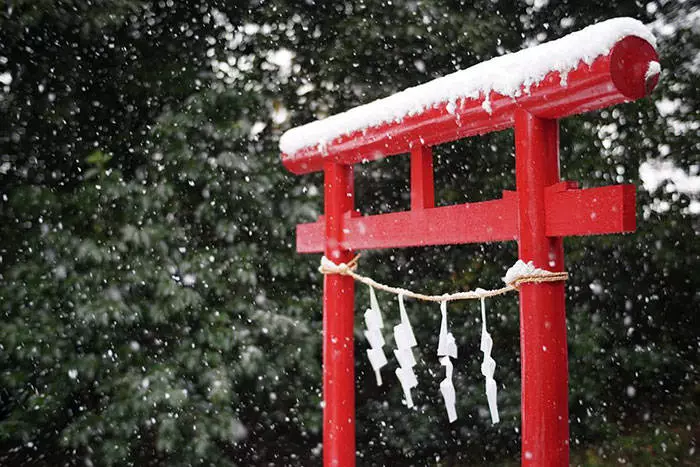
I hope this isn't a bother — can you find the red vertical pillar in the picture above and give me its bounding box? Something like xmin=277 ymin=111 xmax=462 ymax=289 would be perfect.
xmin=323 ymin=161 xmax=356 ymax=467
xmin=410 ymin=144 xmax=435 ymax=210
xmin=514 ymin=110 xmax=569 ymax=466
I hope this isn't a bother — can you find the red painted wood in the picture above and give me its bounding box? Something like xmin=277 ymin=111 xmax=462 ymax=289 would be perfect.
xmin=296 ymin=218 xmax=324 ymax=254
xmin=515 ymin=111 xmax=569 ymax=466
xmin=322 ymin=162 xmax=356 ymax=467
xmin=283 ymin=30 xmax=656 ymax=467
xmin=296 ymin=185 xmax=635 ymax=253
xmin=410 ymin=145 xmax=435 ymax=210
xmin=545 ymin=184 xmax=636 ymax=237
xmin=297 ymin=196 xmax=518 ymax=253
xmin=282 ymin=36 xmax=658 ymax=174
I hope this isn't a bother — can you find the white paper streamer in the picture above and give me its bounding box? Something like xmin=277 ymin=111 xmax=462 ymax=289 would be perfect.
xmin=438 ymin=301 xmax=458 ymax=358
xmin=393 ymin=294 xmax=418 ymax=408
xmin=437 ymin=301 xmax=458 ymax=422
xmin=478 ymin=293 xmax=499 ymax=424
xmin=440 ymin=357 xmax=457 ymax=423
xmin=364 ymin=286 xmax=387 ymax=386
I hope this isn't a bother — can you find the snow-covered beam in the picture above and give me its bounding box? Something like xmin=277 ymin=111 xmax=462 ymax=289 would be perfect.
xmin=280 ymin=18 xmax=658 ymax=175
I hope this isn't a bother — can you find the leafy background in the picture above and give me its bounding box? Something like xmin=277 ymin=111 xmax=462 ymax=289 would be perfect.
xmin=0 ymin=1 xmax=697 ymax=465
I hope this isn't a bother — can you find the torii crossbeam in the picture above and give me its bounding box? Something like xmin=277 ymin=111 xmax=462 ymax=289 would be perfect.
xmin=280 ymin=18 xmax=659 ymax=467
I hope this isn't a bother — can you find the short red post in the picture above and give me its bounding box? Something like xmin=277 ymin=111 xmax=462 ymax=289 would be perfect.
xmin=515 ymin=110 xmax=569 ymax=466
xmin=322 ymin=162 xmax=356 ymax=466
xmin=410 ymin=144 xmax=435 ymax=210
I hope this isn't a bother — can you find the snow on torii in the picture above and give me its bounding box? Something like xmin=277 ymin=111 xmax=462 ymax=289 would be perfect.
xmin=280 ymin=17 xmax=659 ymax=467
xmin=281 ymin=17 xmax=658 ymax=174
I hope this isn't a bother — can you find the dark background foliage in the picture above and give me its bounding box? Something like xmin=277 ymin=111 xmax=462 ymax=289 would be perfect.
xmin=0 ymin=1 xmax=697 ymax=465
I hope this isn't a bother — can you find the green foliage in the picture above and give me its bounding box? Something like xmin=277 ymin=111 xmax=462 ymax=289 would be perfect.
xmin=0 ymin=0 xmax=698 ymax=465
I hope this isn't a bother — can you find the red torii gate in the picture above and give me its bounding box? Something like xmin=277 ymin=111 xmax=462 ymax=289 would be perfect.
xmin=280 ymin=19 xmax=659 ymax=467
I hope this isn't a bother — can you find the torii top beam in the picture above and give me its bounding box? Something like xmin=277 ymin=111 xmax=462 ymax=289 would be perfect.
xmin=280 ymin=18 xmax=659 ymax=175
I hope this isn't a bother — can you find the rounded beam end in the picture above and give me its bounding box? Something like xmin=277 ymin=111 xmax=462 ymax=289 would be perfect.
xmin=610 ymin=36 xmax=660 ymax=100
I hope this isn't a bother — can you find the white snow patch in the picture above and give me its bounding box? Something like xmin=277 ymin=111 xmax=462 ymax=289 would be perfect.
xmin=0 ymin=72 xmax=12 ymax=86
xmin=503 ymin=260 xmax=552 ymax=285
xmin=640 ymin=160 xmax=700 ymax=194
xmin=481 ymin=98 xmax=493 ymax=114
xmin=182 ymin=273 xmax=196 ymax=286
xmin=272 ymin=105 xmax=289 ymax=124
xmin=280 ymin=18 xmax=656 ymax=155
xmin=655 ymin=98 xmax=684 ymax=117
xmin=250 ymin=121 xmax=267 ymax=137
xmin=296 ymin=82 xmax=315 ymax=96
xmin=645 ymin=61 xmax=661 ymax=81
xmin=266 ymin=48 xmax=294 ymax=77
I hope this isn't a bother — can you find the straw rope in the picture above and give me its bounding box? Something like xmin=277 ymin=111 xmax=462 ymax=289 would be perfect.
xmin=319 ymin=255 xmax=568 ymax=302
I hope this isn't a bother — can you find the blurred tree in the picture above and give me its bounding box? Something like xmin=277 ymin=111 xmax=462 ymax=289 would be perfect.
xmin=0 ymin=0 xmax=697 ymax=465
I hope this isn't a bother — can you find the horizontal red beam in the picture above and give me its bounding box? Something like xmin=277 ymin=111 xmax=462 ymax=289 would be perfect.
xmin=296 ymin=184 xmax=635 ymax=253
xmin=282 ymin=37 xmax=658 ymax=175
xmin=545 ymin=183 xmax=636 ymax=236
xmin=297 ymin=194 xmax=518 ymax=253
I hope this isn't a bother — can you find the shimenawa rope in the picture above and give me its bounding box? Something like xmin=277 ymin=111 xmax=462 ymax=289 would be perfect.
xmin=318 ymin=255 xmax=568 ymax=302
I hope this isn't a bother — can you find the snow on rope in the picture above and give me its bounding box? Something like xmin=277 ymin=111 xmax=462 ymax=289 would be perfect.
xmin=319 ymin=255 xmax=567 ymax=301
xmin=280 ymin=17 xmax=655 ymax=155
xmin=320 ymin=255 xmax=567 ymax=423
